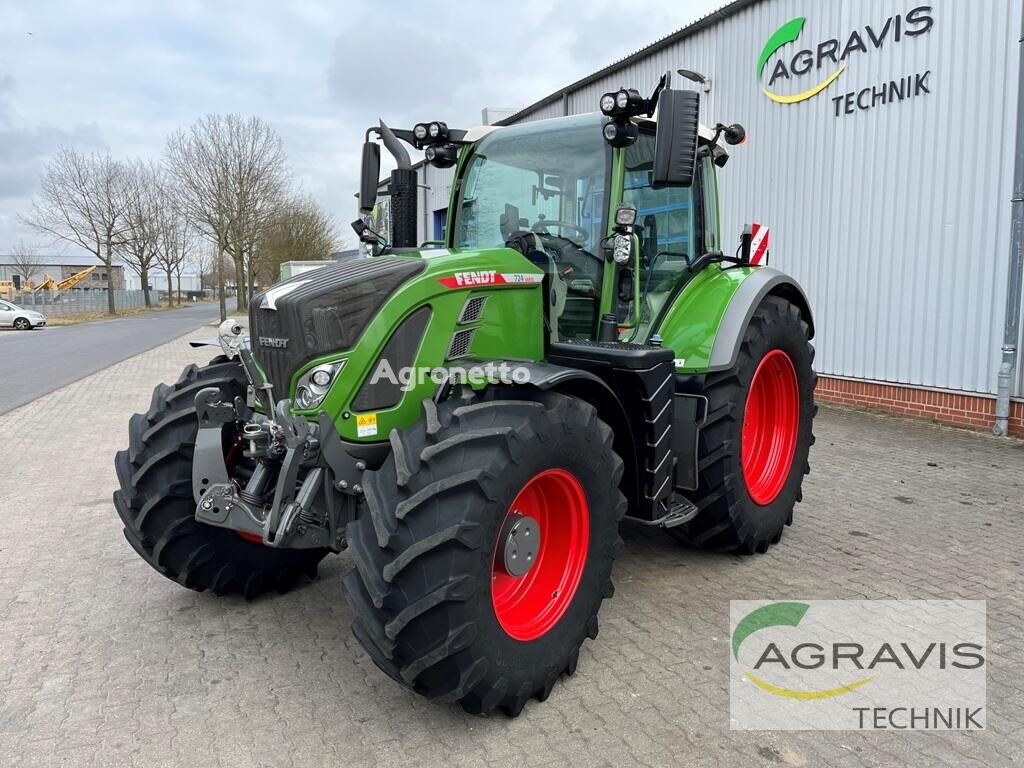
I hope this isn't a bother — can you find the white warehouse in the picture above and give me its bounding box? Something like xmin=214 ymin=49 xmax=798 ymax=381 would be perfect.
xmin=370 ymin=0 xmax=1024 ymax=436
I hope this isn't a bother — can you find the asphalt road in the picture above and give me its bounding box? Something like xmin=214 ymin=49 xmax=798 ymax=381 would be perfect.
xmin=0 ymin=301 xmax=234 ymax=415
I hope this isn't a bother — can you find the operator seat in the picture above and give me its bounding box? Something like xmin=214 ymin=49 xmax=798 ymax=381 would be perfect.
xmin=503 ymin=228 xmax=568 ymax=342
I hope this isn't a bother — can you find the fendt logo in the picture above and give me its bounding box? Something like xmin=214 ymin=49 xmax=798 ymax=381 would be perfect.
xmin=258 ymin=336 xmax=289 ymax=348
xmin=437 ymin=272 xmax=544 ymax=289
xmin=758 ymin=5 xmax=933 ymax=113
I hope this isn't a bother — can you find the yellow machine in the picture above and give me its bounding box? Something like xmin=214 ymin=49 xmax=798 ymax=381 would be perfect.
xmin=1 ymin=266 xmax=97 ymax=300
xmin=33 ymin=266 xmax=98 ymax=293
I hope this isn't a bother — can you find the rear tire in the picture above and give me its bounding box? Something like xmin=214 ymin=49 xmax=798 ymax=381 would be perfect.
xmin=343 ymin=391 xmax=626 ymax=716
xmin=670 ymin=296 xmax=815 ymax=554
xmin=113 ymin=355 xmax=328 ymax=597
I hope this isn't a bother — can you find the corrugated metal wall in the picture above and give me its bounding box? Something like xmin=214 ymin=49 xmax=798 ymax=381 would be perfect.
xmin=420 ymin=165 xmax=456 ymax=241
xmin=510 ymin=0 xmax=1024 ymax=396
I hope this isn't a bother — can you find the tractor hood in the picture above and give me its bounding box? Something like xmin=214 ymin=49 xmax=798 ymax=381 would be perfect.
xmin=249 ymin=248 xmax=546 ymax=422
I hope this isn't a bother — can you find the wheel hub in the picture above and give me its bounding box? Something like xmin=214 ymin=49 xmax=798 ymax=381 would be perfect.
xmin=500 ymin=511 xmax=541 ymax=577
xmin=491 ymin=468 xmax=590 ymax=641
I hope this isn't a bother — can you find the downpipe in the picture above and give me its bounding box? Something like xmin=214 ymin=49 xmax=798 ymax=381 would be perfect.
xmin=994 ymin=12 xmax=1024 ymax=437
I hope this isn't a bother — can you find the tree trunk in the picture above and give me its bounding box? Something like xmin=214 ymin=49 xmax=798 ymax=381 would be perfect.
xmin=104 ymin=239 xmax=116 ymax=315
xmin=176 ymin=271 xmax=181 ymax=303
xmin=217 ymin=248 xmax=227 ymax=322
xmin=247 ymin=253 xmax=256 ymax=303
xmin=167 ymin=271 xmax=174 ymax=307
xmin=141 ymin=262 xmax=152 ymax=307
xmin=234 ymin=257 xmax=247 ymax=311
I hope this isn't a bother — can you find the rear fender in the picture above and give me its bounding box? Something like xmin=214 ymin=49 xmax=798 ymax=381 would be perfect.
xmin=708 ymin=268 xmax=813 ymax=371
xmin=657 ymin=266 xmax=813 ymax=373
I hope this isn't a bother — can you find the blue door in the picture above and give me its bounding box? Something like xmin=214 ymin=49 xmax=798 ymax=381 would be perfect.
xmin=433 ymin=208 xmax=448 ymax=241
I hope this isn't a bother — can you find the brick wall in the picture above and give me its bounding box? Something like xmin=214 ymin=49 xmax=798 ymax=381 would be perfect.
xmin=815 ymin=376 xmax=1024 ymax=438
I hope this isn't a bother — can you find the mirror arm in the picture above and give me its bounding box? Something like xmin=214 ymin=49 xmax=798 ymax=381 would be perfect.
xmin=645 ymin=71 xmax=671 ymax=117
xmin=686 ymin=250 xmax=747 ymax=275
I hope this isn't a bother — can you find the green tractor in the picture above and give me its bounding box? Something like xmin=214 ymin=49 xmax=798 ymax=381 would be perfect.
xmin=114 ymin=72 xmax=815 ymax=716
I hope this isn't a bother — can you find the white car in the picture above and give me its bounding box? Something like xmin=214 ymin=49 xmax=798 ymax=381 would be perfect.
xmin=0 ymin=300 xmax=46 ymax=330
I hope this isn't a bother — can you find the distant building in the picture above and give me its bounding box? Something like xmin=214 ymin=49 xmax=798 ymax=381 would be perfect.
xmin=0 ymin=254 xmax=124 ymax=290
xmin=124 ymin=269 xmax=203 ymax=294
xmin=279 ymin=251 xmax=360 ymax=281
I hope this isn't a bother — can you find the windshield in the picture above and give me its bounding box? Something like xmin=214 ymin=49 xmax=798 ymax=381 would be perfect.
xmin=453 ymin=114 xmax=610 ymax=340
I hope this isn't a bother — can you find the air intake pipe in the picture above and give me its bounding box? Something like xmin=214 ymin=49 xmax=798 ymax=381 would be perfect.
xmin=379 ymin=121 xmax=418 ymax=249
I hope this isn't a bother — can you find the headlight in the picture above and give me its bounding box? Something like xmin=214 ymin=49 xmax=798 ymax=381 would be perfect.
xmin=294 ymin=360 xmax=345 ymax=410
xmin=217 ymin=318 xmax=245 ymax=358
xmin=428 ymin=121 xmax=447 ymax=140
xmin=615 ymin=89 xmax=629 ymax=110
xmin=613 ymin=234 xmax=632 ymax=264
xmin=600 ymin=93 xmax=617 ymax=114
xmin=413 ymin=123 xmax=428 ymax=141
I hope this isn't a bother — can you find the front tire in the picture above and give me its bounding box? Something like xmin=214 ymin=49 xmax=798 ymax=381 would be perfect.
xmin=343 ymin=391 xmax=626 ymax=716
xmin=670 ymin=296 xmax=815 ymax=554
xmin=13 ymin=318 xmax=31 ymax=330
xmin=113 ymin=356 xmax=328 ymax=597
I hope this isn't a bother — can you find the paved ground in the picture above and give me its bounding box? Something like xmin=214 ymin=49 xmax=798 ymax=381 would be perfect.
xmin=0 ymin=300 xmax=233 ymax=415
xmin=1 ymin=330 xmax=1022 ymax=768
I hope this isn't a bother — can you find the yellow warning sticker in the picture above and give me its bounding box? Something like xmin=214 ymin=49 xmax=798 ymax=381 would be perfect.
xmin=356 ymin=413 xmax=378 ymax=438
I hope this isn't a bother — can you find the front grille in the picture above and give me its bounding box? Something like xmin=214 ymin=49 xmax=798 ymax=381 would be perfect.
xmin=447 ymin=328 xmax=475 ymax=359
xmin=249 ymin=256 xmax=425 ymax=399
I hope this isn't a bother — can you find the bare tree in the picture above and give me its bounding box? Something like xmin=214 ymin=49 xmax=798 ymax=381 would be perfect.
xmin=21 ymin=148 xmax=130 ymax=315
xmin=165 ymin=114 xmax=288 ymax=315
xmin=254 ymin=195 xmax=337 ymax=286
xmin=9 ymin=241 xmax=44 ymax=289
xmin=118 ymin=160 xmax=163 ymax=308
xmin=153 ymin=180 xmax=195 ymax=307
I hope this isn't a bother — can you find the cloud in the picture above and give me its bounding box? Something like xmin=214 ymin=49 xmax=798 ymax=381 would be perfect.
xmin=0 ymin=0 xmax=720 ymax=252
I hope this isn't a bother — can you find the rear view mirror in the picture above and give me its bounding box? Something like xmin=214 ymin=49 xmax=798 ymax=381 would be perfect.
xmin=359 ymin=142 xmax=381 ymax=214
xmin=652 ymin=88 xmax=700 ymax=188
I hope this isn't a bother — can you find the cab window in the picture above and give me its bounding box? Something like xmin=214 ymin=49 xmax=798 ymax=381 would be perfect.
xmin=618 ymin=129 xmax=716 ymax=327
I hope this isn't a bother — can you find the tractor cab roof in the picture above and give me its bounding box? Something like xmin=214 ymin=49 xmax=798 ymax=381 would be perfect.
xmin=461 ymin=112 xmax=729 ymax=166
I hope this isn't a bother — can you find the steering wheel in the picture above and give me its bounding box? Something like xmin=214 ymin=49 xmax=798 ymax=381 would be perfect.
xmin=531 ymin=216 xmax=590 ymax=243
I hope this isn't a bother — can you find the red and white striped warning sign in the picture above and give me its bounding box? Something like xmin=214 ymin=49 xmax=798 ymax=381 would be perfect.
xmin=750 ymin=223 xmax=770 ymax=265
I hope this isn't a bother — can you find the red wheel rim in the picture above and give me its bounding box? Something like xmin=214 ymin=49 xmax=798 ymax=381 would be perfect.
xmin=491 ymin=469 xmax=589 ymax=641
xmin=741 ymin=349 xmax=800 ymax=506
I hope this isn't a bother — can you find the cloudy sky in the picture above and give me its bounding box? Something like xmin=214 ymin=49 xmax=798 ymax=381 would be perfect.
xmin=0 ymin=0 xmax=721 ymax=253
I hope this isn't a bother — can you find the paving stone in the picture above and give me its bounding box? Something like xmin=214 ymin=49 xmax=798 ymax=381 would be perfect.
xmin=0 ymin=331 xmax=1021 ymax=767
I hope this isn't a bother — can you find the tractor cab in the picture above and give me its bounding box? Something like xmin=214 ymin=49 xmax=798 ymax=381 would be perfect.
xmin=357 ymin=72 xmax=747 ymax=348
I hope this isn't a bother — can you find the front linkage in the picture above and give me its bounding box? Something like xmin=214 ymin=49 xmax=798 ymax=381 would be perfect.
xmin=191 ymin=350 xmax=363 ymax=553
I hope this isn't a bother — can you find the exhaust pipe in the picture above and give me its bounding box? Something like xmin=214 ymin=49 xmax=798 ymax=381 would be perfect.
xmin=380 ymin=120 xmax=418 ymax=249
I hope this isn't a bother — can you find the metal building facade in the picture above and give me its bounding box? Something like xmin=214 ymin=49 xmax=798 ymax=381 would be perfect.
xmin=406 ymin=0 xmax=1024 ymax=402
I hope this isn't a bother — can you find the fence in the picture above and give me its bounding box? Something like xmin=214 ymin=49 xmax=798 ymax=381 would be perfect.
xmin=6 ymin=288 xmax=148 ymax=317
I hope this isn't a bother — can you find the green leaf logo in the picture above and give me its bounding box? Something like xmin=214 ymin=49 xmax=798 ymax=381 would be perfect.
xmin=757 ymin=17 xmax=806 ymax=79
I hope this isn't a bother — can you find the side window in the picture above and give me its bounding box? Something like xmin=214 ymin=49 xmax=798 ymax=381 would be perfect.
xmin=622 ymin=131 xmax=695 ymax=271
xmin=699 ymin=153 xmax=720 ymax=253
xmin=621 ymin=131 xmax=700 ymax=329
